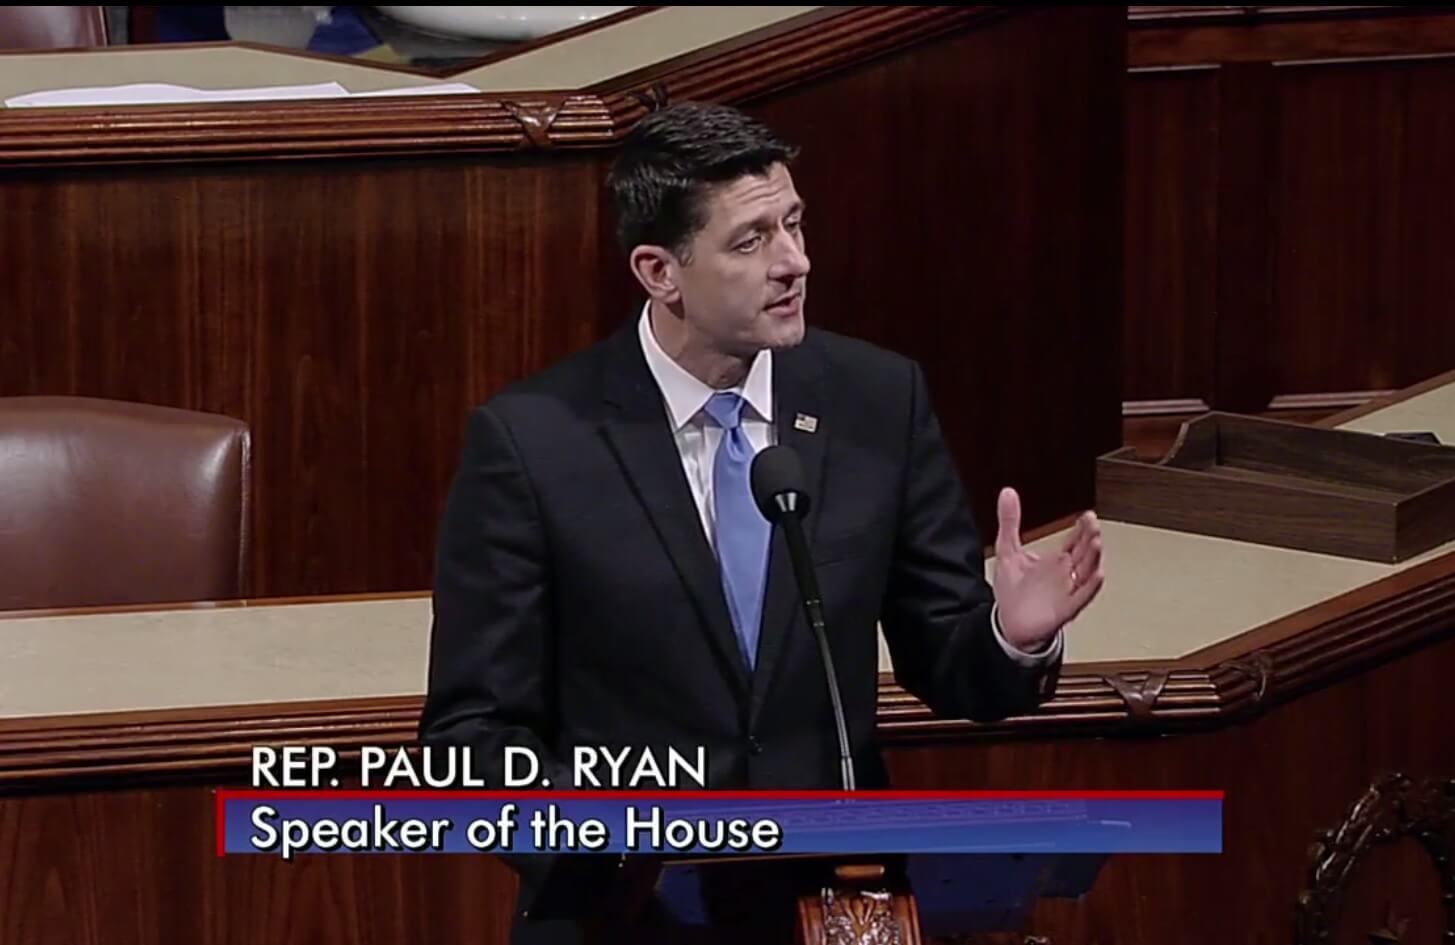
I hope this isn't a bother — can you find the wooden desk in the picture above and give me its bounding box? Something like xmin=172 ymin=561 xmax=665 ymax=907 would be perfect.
xmin=3 ymin=374 xmax=1454 ymax=944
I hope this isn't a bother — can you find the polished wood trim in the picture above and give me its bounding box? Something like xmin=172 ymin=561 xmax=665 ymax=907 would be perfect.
xmin=1268 ymin=390 xmax=1391 ymax=411
xmin=0 ymin=590 xmax=426 ymax=622
xmin=0 ymin=93 xmax=615 ymax=167
xmin=1123 ymin=398 xmax=1212 ymax=417
xmin=1322 ymin=369 xmax=1455 ymax=426
xmin=1129 ymin=6 xmax=1419 ymax=27
xmin=1129 ymin=9 xmax=1455 ymax=68
xmin=0 ymin=6 xmax=1016 ymax=168
xmin=5 ymin=540 xmax=1451 ymax=782
xmin=0 ymin=697 xmax=423 ymax=787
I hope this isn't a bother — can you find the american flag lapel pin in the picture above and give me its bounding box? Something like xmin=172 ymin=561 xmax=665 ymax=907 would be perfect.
xmin=793 ymin=413 xmax=819 ymax=433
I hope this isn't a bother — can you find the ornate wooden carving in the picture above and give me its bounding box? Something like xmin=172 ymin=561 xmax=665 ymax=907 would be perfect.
xmin=797 ymin=863 xmax=919 ymax=945
xmin=821 ymin=888 xmax=904 ymax=945
xmin=1295 ymin=773 xmax=1455 ymax=944
xmin=1104 ymin=669 xmax=1171 ymax=724
xmin=500 ymin=99 xmax=567 ymax=150
xmin=626 ymin=81 xmax=671 ymax=114
xmin=1221 ymin=652 xmax=1274 ymax=710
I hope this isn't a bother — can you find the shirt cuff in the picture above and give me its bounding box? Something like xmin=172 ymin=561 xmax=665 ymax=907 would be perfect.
xmin=991 ymin=602 xmax=1063 ymax=667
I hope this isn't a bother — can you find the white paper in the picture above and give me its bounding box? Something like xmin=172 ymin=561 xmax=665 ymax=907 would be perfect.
xmin=4 ymin=81 xmax=351 ymax=108
xmin=349 ymin=83 xmax=480 ymax=98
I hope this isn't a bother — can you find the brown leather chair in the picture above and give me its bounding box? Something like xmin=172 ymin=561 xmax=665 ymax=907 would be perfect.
xmin=0 ymin=6 xmax=109 ymax=49
xmin=0 ymin=397 xmax=251 ymax=612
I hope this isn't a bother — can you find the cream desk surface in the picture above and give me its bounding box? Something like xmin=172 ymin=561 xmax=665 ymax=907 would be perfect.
xmin=3 ymin=376 xmax=1454 ymax=721
xmin=0 ymin=7 xmax=817 ymax=103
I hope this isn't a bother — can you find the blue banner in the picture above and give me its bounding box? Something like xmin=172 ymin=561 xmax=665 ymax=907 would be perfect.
xmin=217 ymin=791 xmax=1222 ymax=859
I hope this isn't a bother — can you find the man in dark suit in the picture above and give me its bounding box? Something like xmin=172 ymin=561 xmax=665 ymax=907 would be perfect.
xmin=420 ymin=102 xmax=1105 ymax=939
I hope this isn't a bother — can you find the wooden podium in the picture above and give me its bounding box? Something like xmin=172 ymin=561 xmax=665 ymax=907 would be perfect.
xmin=522 ymin=852 xmax=1105 ymax=943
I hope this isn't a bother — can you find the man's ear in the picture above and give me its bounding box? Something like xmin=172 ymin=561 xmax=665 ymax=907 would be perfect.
xmin=628 ymin=245 xmax=682 ymax=305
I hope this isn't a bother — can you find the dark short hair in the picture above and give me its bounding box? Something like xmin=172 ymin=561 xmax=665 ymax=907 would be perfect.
xmin=606 ymin=101 xmax=798 ymax=258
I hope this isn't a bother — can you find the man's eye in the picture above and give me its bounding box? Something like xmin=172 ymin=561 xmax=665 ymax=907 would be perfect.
xmin=786 ymin=216 xmax=804 ymax=232
xmin=735 ymin=235 xmax=762 ymax=253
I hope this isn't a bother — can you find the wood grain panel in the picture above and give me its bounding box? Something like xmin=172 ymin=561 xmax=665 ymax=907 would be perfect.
xmin=888 ymin=630 xmax=1455 ymax=945
xmin=749 ymin=5 xmax=1125 ymax=535
xmin=0 ymin=158 xmax=614 ymax=596
xmin=1210 ymin=62 xmax=1278 ymax=412
xmin=1123 ymin=67 xmax=1219 ymax=406
xmin=1393 ymin=61 xmax=1455 ymax=386
xmin=1270 ymin=60 xmax=1407 ymax=397
xmin=1266 ymin=56 xmax=1455 ymax=400
xmin=1129 ymin=9 xmax=1455 ymax=67
xmin=0 ymin=784 xmax=519 ymax=945
xmin=1121 ymin=16 xmax=1455 ymax=417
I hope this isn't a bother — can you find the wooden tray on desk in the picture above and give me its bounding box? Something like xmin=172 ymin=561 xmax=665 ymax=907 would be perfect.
xmin=1096 ymin=412 xmax=1455 ymax=562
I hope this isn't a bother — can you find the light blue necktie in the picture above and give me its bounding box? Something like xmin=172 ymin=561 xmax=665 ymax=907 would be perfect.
xmin=703 ymin=391 xmax=771 ymax=670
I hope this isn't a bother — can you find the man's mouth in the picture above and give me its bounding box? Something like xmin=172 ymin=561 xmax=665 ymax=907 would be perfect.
xmin=766 ymin=291 xmax=802 ymax=312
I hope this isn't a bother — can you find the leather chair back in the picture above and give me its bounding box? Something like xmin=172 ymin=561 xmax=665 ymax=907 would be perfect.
xmin=0 ymin=397 xmax=251 ymax=611
xmin=0 ymin=6 xmax=109 ymax=49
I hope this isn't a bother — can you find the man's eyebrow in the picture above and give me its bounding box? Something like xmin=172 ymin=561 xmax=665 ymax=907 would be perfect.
xmin=726 ymin=200 xmax=807 ymax=240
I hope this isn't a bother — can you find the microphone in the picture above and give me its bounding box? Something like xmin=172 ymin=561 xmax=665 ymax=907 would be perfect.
xmin=750 ymin=445 xmax=855 ymax=791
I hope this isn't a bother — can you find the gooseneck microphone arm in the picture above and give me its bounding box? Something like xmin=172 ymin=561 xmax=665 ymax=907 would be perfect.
xmin=752 ymin=446 xmax=856 ymax=791
xmin=774 ymin=500 xmax=855 ymax=791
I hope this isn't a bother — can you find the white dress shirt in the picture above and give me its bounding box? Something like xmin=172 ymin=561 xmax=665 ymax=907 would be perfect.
xmin=637 ymin=305 xmax=1060 ymax=666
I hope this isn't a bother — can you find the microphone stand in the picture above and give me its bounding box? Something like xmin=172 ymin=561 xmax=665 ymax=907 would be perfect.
xmin=773 ymin=498 xmax=855 ymax=791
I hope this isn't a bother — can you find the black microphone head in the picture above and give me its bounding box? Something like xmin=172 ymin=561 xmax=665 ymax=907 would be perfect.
xmin=751 ymin=445 xmax=811 ymax=523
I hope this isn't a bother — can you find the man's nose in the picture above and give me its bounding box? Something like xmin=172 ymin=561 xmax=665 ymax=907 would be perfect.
xmin=771 ymin=232 xmax=811 ymax=281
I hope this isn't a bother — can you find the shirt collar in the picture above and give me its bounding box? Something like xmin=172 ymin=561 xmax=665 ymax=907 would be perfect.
xmin=638 ymin=302 xmax=773 ymax=432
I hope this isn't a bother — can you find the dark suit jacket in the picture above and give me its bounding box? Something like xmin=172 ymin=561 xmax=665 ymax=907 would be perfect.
xmin=420 ymin=317 xmax=1059 ymax=797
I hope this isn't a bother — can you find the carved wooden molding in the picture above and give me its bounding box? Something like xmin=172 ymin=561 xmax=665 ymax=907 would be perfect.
xmin=1295 ymin=772 xmax=1455 ymax=943
xmin=0 ymin=698 xmax=421 ymax=787
xmin=1103 ymin=669 xmax=1171 ymax=723
xmin=1 ymin=549 xmax=1452 ymax=786
xmin=880 ymin=551 xmax=1455 ymax=741
xmin=820 ymin=888 xmax=904 ymax=945
xmin=1122 ymin=390 xmax=1389 ymax=419
xmin=1129 ymin=5 xmax=1414 ymax=27
xmin=797 ymin=864 xmax=919 ymax=945
xmin=499 ymin=98 xmax=568 ymax=150
xmin=0 ymin=6 xmax=1006 ymax=169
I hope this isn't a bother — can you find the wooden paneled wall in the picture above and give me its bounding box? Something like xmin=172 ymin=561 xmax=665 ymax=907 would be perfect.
xmin=0 ymin=6 xmax=1126 ymax=600
xmin=4 ymin=155 xmax=620 ymax=596
xmin=1123 ymin=8 xmax=1455 ymax=419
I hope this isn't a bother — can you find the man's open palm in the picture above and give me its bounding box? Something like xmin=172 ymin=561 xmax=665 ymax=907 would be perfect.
xmin=992 ymin=487 xmax=1105 ymax=651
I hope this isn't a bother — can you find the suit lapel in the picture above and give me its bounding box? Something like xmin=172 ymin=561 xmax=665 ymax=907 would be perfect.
xmin=598 ymin=325 xmax=752 ymax=698
xmin=749 ymin=339 xmax=829 ymax=723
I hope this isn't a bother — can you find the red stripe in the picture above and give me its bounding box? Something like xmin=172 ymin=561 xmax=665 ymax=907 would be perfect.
xmin=214 ymin=789 xmax=225 ymax=858
xmin=218 ymin=789 xmax=1223 ymax=802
